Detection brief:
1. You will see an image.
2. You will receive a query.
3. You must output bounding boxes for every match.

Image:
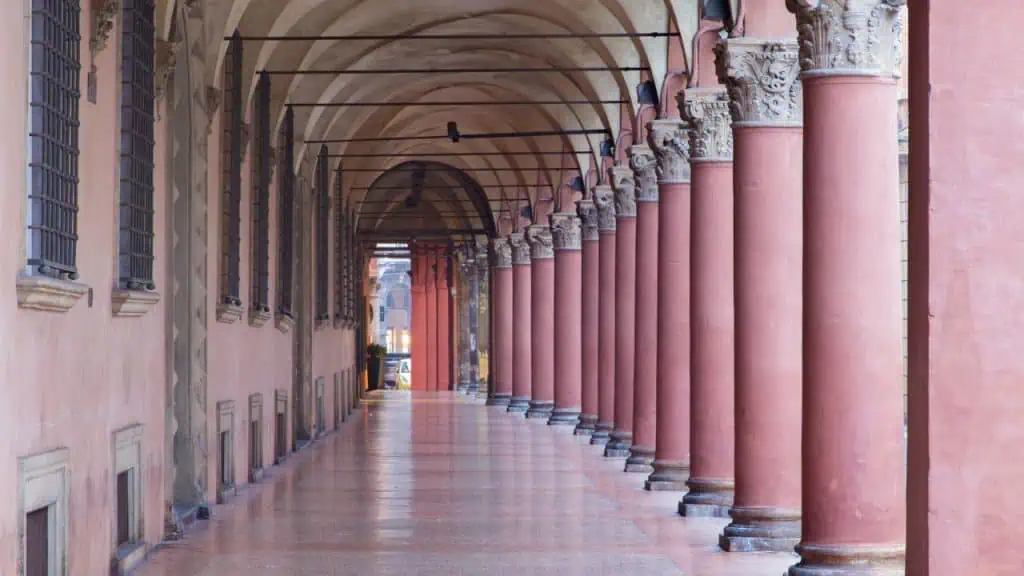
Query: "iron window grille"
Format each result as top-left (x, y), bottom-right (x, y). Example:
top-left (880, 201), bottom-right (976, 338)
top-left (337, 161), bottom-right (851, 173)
top-left (277, 106), bottom-right (295, 317)
top-left (251, 72), bottom-right (271, 313)
top-left (27, 0), bottom-right (82, 280)
top-left (219, 31), bottom-right (243, 306)
top-left (314, 145), bottom-right (330, 322)
top-left (333, 169), bottom-right (345, 324)
top-left (117, 0), bottom-right (156, 290)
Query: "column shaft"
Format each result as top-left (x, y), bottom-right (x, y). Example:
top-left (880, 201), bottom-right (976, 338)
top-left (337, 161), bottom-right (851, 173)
top-left (550, 213), bottom-right (583, 425)
top-left (508, 233), bottom-right (532, 413)
top-left (575, 200), bottom-right (600, 434)
top-left (411, 251), bottom-right (428, 391)
top-left (488, 265), bottom-right (513, 405)
top-left (606, 164), bottom-right (637, 458)
top-left (646, 119), bottom-right (691, 491)
top-left (437, 257), bottom-right (451, 391)
top-left (426, 250), bottom-right (438, 392)
top-left (592, 185), bottom-right (616, 445)
top-left (526, 226), bottom-right (555, 419)
top-left (680, 87), bottom-right (735, 517)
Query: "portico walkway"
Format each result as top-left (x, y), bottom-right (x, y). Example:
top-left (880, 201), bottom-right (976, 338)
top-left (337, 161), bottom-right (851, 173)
top-left (137, 392), bottom-right (794, 575)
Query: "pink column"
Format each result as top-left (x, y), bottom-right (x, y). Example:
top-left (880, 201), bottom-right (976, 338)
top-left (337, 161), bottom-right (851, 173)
top-left (507, 233), bottom-right (532, 413)
top-left (426, 248), bottom-right (438, 392)
top-left (788, 3), bottom-right (906, 573)
top-left (645, 120), bottom-right (692, 491)
top-left (590, 185), bottom-right (616, 445)
top-left (679, 87), bottom-right (735, 517)
top-left (437, 255), bottom-right (451, 391)
top-left (487, 238), bottom-right (513, 406)
top-left (625, 145), bottom-right (659, 473)
top-left (574, 200), bottom-right (599, 435)
top-left (549, 213), bottom-right (583, 426)
top-left (717, 38), bottom-right (803, 552)
top-left (909, 4), bottom-right (1024, 573)
top-left (410, 247), bottom-right (429, 391)
top-left (605, 165), bottom-right (637, 458)
top-left (525, 225), bottom-right (555, 419)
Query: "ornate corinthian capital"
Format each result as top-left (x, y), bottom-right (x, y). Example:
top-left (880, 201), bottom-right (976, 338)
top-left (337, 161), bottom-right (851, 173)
top-left (609, 165), bottom-right (637, 218)
top-left (510, 232), bottom-right (531, 265)
top-left (647, 119), bottom-right (691, 184)
top-left (786, 0), bottom-right (906, 78)
top-left (629, 144), bottom-right (659, 203)
top-left (549, 213), bottom-right (582, 251)
top-left (715, 38), bottom-right (803, 127)
top-left (526, 225), bottom-right (554, 260)
top-left (576, 199), bottom-right (599, 242)
top-left (680, 88), bottom-right (734, 163)
top-left (492, 237), bottom-right (513, 268)
top-left (593, 185), bottom-right (616, 232)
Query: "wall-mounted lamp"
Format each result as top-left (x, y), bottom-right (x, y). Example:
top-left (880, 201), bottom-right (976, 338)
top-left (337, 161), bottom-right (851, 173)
top-left (600, 137), bottom-right (616, 158)
top-left (637, 80), bottom-right (659, 107)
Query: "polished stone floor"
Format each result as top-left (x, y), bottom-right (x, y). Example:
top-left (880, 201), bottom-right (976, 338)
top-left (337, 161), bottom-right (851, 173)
top-left (138, 391), bottom-right (796, 575)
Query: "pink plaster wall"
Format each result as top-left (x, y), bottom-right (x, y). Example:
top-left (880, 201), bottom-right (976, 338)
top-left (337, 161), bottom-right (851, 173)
top-left (0, 11), bottom-right (167, 573)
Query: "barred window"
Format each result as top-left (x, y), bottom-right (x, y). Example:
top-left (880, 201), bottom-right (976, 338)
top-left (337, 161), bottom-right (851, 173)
top-left (277, 106), bottom-right (295, 317)
top-left (314, 145), bottom-right (329, 322)
top-left (219, 31), bottom-right (243, 305)
top-left (27, 0), bottom-right (82, 279)
top-left (117, 0), bottom-right (156, 290)
top-left (333, 168), bottom-right (344, 324)
top-left (251, 72), bottom-right (271, 313)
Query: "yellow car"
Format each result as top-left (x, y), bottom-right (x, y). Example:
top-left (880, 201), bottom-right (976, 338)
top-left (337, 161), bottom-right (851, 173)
top-left (397, 359), bottom-right (411, 390)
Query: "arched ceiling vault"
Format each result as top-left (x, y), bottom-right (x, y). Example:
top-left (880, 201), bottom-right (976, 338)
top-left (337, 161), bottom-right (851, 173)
top-left (161, 0), bottom-right (698, 240)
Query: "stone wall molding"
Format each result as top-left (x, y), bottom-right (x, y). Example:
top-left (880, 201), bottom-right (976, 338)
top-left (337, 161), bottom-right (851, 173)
top-left (526, 224), bottom-right (554, 260)
top-left (576, 198), bottom-right (599, 242)
top-left (647, 119), bottom-right (692, 184)
top-left (680, 87), bottom-right (734, 163)
top-left (629, 144), bottom-right (659, 202)
top-left (609, 165), bottom-right (637, 218)
top-left (492, 237), bottom-right (513, 268)
top-left (594, 185), bottom-right (617, 232)
top-left (786, 0), bottom-right (906, 78)
top-left (715, 37), bottom-right (803, 127)
top-left (510, 232), bottom-right (531, 265)
top-left (550, 212), bottom-right (582, 251)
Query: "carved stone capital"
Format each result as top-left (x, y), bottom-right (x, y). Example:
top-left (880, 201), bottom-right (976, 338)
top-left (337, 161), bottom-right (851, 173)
top-left (526, 224), bottom-right (554, 260)
top-left (549, 213), bottom-right (582, 251)
top-left (593, 185), bottom-right (616, 232)
top-left (629, 144), bottom-right (659, 203)
top-left (576, 199), bottom-right (599, 242)
top-left (90, 0), bottom-right (120, 55)
top-left (786, 0), bottom-right (906, 78)
top-left (647, 119), bottom-right (692, 184)
top-left (492, 237), bottom-right (513, 269)
top-left (609, 165), bottom-right (637, 219)
top-left (715, 38), bottom-right (803, 127)
top-left (510, 232), bottom-right (531, 265)
top-left (154, 39), bottom-right (178, 101)
top-left (680, 87), bottom-right (734, 163)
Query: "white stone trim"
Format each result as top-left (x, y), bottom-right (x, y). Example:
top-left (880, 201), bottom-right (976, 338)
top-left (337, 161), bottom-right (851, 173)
top-left (18, 447), bottom-right (70, 576)
top-left (111, 423), bottom-right (146, 571)
top-left (248, 393), bottom-right (264, 482)
top-left (216, 400), bottom-right (235, 502)
top-left (16, 275), bottom-right (88, 313)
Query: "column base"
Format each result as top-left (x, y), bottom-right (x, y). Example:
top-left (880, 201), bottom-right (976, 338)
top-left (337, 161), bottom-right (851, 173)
top-left (679, 477), bottom-right (734, 517)
top-left (548, 408), bottom-right (581, 426)
top-left (590, 422), bottom-right (613, 445)
top-left (645, 459), bottom-right (689, 491)
top-left (506, 397), bottom-right (531, 413)
top-left (719, 506), bottom-right (801, 553)
top-left (525, 400), bottom-right (554, 419)
top-left (574, 414), bottom-right (598, 436)
top-left (624, 445), bottom-right (655, 473)
top-left (486, 394), bottom-right (512, 407)
top-left (788, 543), bottom-right (906, 575)
top-left (604, 430), bottom-right (633, 458)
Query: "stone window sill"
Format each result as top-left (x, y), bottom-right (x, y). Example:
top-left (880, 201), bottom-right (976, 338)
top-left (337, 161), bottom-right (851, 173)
top-left (16, 274), bottom-right (89, 313)
top-left (249, 307), bottom-right (272, 327)
top-left (215, 301), bottom-right (244, 324)
top-left (112, 289), bottom-right (161, 318)
top-left (275, 313), bottom-right (295, 334)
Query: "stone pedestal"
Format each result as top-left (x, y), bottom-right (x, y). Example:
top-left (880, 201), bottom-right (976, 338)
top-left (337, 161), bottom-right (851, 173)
top-left (626, 145), bottom-right (658, 473)
top-left (549, 213), bottom-right (583, 426)
top-left (716, 37), bottom-right (803, 552)
top-left (487, 238), bottom-right (513, 407)
top-left (604, 165), bottom-right (637, 459)
top-left (787, 2), bottom-right (906, 573)
top-left (508, 233), bottom-right (532, 414)
top-left (644, 119), bottom-right (692, 492)
top-left (525, 225), bottom-right (555, 420)
top-left (679, 88), bottom-right (736, 517)
top-left (575, 200), bottom-right (599, 436)
top-left (591, 186), bottom-right (616, 446)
